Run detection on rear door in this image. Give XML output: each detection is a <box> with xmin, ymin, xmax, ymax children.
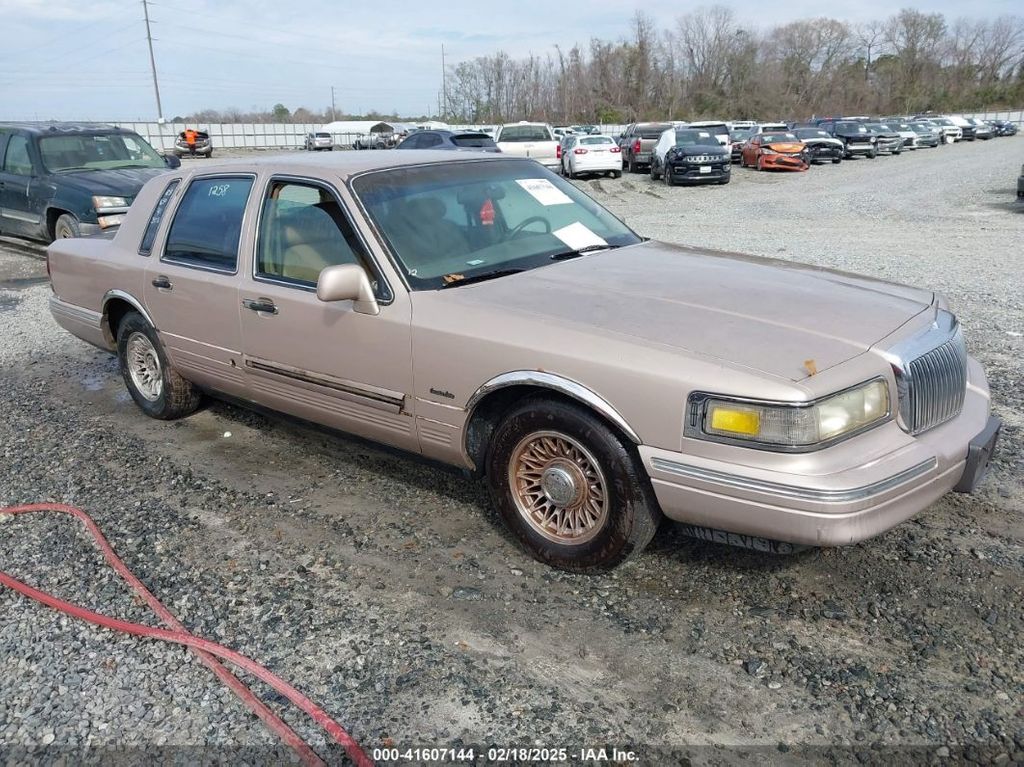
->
<box><xmin>143</xmin><ymin>173</ymin><xmax>253</xmax><ymax>399</ymax></box>
<box><xmin>238</xmin><ymin>175</ymin><xmax>416</xmax><ymax>452</ymax></box>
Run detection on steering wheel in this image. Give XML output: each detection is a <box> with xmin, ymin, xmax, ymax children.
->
<box><xmin>507</xmin><ymin>216</ymin><xmax>552</xmax><ymax>240</ymax></box>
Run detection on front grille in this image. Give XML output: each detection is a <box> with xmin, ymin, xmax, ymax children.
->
<box><xmin>902</xmin><ymin>329</ymin><xmax>967</xmax><ymax>435</ymax></box>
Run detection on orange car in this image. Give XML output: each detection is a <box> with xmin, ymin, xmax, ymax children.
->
<box><xmin>740</xmin><ymin>131</ymin><xmax>809</xmax><ymax>171</ymax></box>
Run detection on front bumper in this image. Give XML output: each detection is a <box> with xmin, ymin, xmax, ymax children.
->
<box><xmin>641</xmin><ymin>358</ymin><xmax>996</xmax><ymax>547</ymax></box>
<box><xmin>844</xmin><ymin>142</ymin><xmax>875</xmax><ymax>155</ymax></box>
<box><xmin>759</xmin><ymin>154</ymin><xmax>807</xmax><ymax>171</ymax></box>
<box><xmin>668</xmin><ymin>162</ymin><xmax>730</xmax><ymax>183</ymax></box>
<box><xmin>807</xmin><ymin>146</ymin><xmax>843</xmax><ymax>162</ymax></box>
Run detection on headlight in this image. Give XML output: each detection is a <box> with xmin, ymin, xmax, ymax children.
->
<box><xmin>690</xmin><ymin>379</ymin><xmax>890</xmax><ymax>450</ymax></box>
<box><xmin>92</xmin><ymin>196</ymin><xmax>128</xmax><ymax>210</ymax></box>
<box><xmin>760</xmin><ymin>148</ymin><xmax>777</xmax><ymax>155</ymax></box>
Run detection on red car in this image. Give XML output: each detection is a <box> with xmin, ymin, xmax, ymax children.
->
<box><xmin>740</xmin><ymin>132</ymin><xmax>808</xmax><ymax>171</ymax></box>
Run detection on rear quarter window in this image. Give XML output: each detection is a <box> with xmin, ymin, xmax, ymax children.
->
<box><xmin>163</xmin><ymin>176</ymin><xmax>254</xmax><ymax>272</ymax></box>
<box><xmin>139</xmin><ymin>179</ymin><xmax>180</xmax><ymax>255</ymax></box>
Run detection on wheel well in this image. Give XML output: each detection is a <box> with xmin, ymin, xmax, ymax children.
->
<box><xmin>46</xmin><ymin>208</ymin><xmax>70</xmax><ymax>240</ymax></box>
<box><xmin>102</xmin><ymin>298</ymin><xmax>135</xmax><ymax>345</ymax></box>
<box><xmin>464</xmin><ymin>385</ymin><xmax>637</xmax><ymax>475</ymax></box>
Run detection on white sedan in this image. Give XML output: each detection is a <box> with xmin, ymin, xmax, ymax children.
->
<box><xmin>561</xmin><ymin>135</ymin><xmax>623</xmax><ymax>179</ymax></box>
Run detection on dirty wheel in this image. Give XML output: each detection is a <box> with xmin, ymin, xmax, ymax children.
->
<box><xmin>486</xmin><ymin>398</ymin><xmax>660</xmax><ymax>572</ymax></box>
<box><xmin>650</xmin><ymin>161</ymin><xmax>662</xmax><ymax>181</ymax></box>
<box><xmin>756</xmin><ymin>156</ymin><xmax>764</xmax><ymax>171</ymax></box>
<box><xmin>664</xmin><ymin>165</ymin><xmax>674</xmax><ymax>186</ymax></box>
<box><xmin>117</xmin><ymin>311</ymin><xmax>201</xmax><ymax>420</ymax></box>
<box><xmin>53</xmin><ymin>213</ymin><xmax>81</xmax><ymax>241</ymax></box>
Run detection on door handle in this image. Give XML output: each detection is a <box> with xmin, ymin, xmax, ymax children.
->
<box><xmin>151</xmin><ymin>276</ymin><xmax>173</xmax><ymax>290</ymax></box>
<box><xmin>242</xmin><ymin>297</ymin><xmax>278</xmax><ymax>315</ymax></box>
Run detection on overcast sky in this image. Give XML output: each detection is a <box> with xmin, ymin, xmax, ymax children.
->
<box><xmin>0</xmin><ymin>0</ymin><xmax>1019</xmax><ymax>121</ymax></box>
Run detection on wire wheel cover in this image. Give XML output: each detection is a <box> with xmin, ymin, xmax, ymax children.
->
<box><xmin>508</xmin><ymin>431</ymin><xmax>609</xmax><ymax>545</ymax></box>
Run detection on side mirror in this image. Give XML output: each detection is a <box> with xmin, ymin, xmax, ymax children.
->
<box><xmin>164</xmin><ymin>154</ymin><xmax>181</xmax><ymax>169</ymax></box>
<box><xmin>316</xmin><ymin>264</ymin><xmax>380</xmax><ymax>316</ymax></box>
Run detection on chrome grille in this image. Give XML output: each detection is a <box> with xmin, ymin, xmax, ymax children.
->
<box><xmin>902</xmin><ymin>328</ymin><xmax>967</xmax><ymax>435</ymax></box>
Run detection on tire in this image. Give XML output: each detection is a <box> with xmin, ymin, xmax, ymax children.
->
<box><xmin>485</xmin><ymin>398</ymin><xmax>660</xmax><ymax>572</ymax></box>
<box><xmin>756</xmin><ymin>156</ymin><xmax>764</xmax><ymax>171</ymax></box>
<box><xmin>53</xmin><ymin>213</ymin><xmax>81</xmax><ymax>241</ymax></box>
<box><xmin>117</xmin><ymin>312</ymin><xmax>201</xmax><ymax>420</ymax></box>
<box><xmin>832</xmin><ymin>157</ymin><xmax>841</xmax><ymax>164</ymax></box>
<box><xmin>664</xmin><ymin>164</ymin><xmax>674</xmax><ymax>186</ymax></box>
<box><xmin>610</xmin><ymin>170</ymin><xmax>621</xmax><ymax>179</ymax></box>
<box><xmin>650</xmin><ymin>160</ymin><xmax>662</xmax><ymax>181</ymax></box>
<box><xmin>628</xmin><ymin>155</ymin><xmax>637</xmax><ymax>174</ymax></box>
<box><xmin>867</xmin><ymin>150</ymin><xmax>877</xmax><ymax>159</ymax></box>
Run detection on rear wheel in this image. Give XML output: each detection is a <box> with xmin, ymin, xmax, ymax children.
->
<box><xmin>117</xmin><ymin>312</ymin><xmax>201</xmax><ymax>420</ymax></box>
<box><xmin>485</xmin><ymin>398</ymin><xmax>660</xmax><ymax>572</ymax></box>
<box><xmin>628</xmin><ymin>155</ymin><xmax>637</xmax><ymax>174</ymax></box>
<box><xmin>610</xmin><ymin>170</ymin><xmax>621</xmax><ymax>179</ymax></box>
<box><xmin>53</xmin><ymin>213</ymin><xmax>81</xmax><ymax>240</ymax></box>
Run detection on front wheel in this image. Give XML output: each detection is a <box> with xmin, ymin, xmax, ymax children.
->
<box><xmin>53</xmin><ymin>213</ymin><xmax>81</xmax><ymax>240</ymax></box>
<box><xmin>609</xmin><ymin>170</ymin><xmax>622</xmax><ymax>179</ymax></box>
<box><xmin>485</xmin><ymin>398</ymin><xmax>660</xmax><ymax>572</ymax></box>
<box><xmin>832</xmin><ymin>157</ymin><xmax>841</xmax><ymax>164</ymax></box>
<box><xmin>650</xmin><ymin>160</ymin><xmax>662</xmax><ymax>181</ymax></box>
<box><xmin>117</xmin><ymin>312</ymin><xmax>201</xmax><ymax>420</ymax></box>
<box><xmin>867</xmin><ymin>150</ymin><xmax>877</xmax><ymax>159</ymax></box>
<box><xmin>664</xmin><ymin>164</ymin><xmax>674</xmax><ymax>186</ymax></box>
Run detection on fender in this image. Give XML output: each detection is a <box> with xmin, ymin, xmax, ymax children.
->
<box><xmin>465</xmin><ymin>370</ymin><xmax>642</xmax><ymax>446</ymax></box>
<box><xmin>101</xmin><ymin>289</ymin><xmax>155</xmax><ymax>344</ymax></box>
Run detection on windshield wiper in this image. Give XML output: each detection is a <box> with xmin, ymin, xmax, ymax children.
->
<box><xmin>441</xmin><ymin>268</ymin><xmax>525</xmax><ymax>288</ymax></box>
<box><xmin>550</xmin><ymin>243</ymin><xmax>620</xmax><ymax>261</ymax></box>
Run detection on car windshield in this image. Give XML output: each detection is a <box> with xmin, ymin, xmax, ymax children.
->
<box><xmin>498</xmin><ymin>125</ymin><xmax>551</xmax><ymax>142</ymax></box>
<box><xmin>731</xmin><ymin>128</ymin><xmax>755</xmax><ymax>140</ymax></box>
<box><xmin>762</xmin><ymin>132</ymin><xmax>798</xmax><ymax>143</ymax></box>
<box><xmin>39</xmin><ymin>132</ymin><xmax>165</xmax><ymax>172</ymax></box>
<box><xmin>674</xmin><ymin>130</ymin><xmax>716</xmax><ymax>146</ymax></box>
<box><xmin>692</xmin><ymin>123</ymin><xmax>729</xmax><ymax>137</ymax></box>
<box><xmin>316</xmin><ymin>132</ymin><xmax>331</xmax><ymax>138</ymax></box>
<box><xmin>351</xmin><ymin>159</ymin><xmax>641</xmax><ymax>291</ymax></box>
<box><xmin>910</xmin><ymin>124</ymin><xmax>932</xmax><ymax>132</ymax></box>
<box><xmin>795</xmin><ymin>129</ymin><xmax>830</xmax><ymax>139</ymax></box>
<box><xmin>452</xmin><ymin>134</ymin><xmax>497</xmax><ymax>148</ymax></box>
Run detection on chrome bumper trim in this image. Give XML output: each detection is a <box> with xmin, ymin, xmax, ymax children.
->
<box><xmin>649</xmin><ymin>456</ymin><xmax>937</xmax><ymax>504</ymax></box>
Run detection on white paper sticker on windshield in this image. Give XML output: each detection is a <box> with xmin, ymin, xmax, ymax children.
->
<box><xmin>516</xmin><ymin>178</ymin><xmax>573</xmax><ymax>206</ymax></box>
<box><xmin>553</xmin><ymin>222</ymin><xmax>607</xmax><ymax>251</ymax></box>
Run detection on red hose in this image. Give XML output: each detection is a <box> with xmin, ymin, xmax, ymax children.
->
<box><xmin>0</xmin><ymin>503</ymin><xmax>373</xmax><ymax>767</ymax></box>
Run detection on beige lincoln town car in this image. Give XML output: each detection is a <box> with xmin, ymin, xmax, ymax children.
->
<box><xmin>46</xmin><ymin>151</ymin><xmax>1000</xmax><ymax>571</ymax></box>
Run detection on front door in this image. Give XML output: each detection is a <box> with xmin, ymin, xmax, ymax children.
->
<box><xmin>143</xmin><ymin>173</ymin><xmax>252</xmax><ymax>400</ymax></box>
<box><xmin>238</xmin><ymin>176</ymin><xmax>416</xmax><ymax>453</ymax></box>
<box><xmin>0</xmin><ymin>133</ymin><xmax>43</xmax><ymax>238</ymax></box>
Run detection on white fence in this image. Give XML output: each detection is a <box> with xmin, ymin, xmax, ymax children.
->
<box><xmin>111</xmin><ymin>111</ymin><xmax>1023</xmax><ymax>152</ymax></box>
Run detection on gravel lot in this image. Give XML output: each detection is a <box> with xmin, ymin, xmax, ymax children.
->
<box><xmin>1</xmin><ymin>137</ymin><xmax>1022</xmax><ymax>765</ymax></box>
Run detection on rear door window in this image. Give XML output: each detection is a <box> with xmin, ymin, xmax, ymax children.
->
<box><xmin>163</xmin><ymin>176</ymin><xmax>253</xmax><ymax>272</ymax></box>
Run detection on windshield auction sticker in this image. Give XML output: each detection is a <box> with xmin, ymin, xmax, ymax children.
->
<box><xmin>553</xmin><ymin>222</ymin><xmax>607</xmax><ymax>251</ymax></box>
<box><xmin>515</xmin><ymin>178</ymin><xmax>573</xmax><ymax>206</ymax></box>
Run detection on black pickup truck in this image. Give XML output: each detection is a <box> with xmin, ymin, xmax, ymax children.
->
<box><xmin>815</xmin><ymin>119</ymin><xmax>878</xmax><ymax>159</ymax></box>
<box><xmin>0</xmin><ymin>123</ymin><xmax>179</xmax><ymax>242</ymax></box>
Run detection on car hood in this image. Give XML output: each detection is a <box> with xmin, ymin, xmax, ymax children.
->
<box><xmin>435</xmin><ymin>241</ymin><xmax>933</xmax><ymax>382</ymax></box>
<box><xmin>801</xmin><ymin>137</ymin><xmax>843</xmax><ymax>148</ymax></box>
<box><xmin>674</xmin><ymin>145</ymin><xmax>729</xmax><ymax>156</ymax></box>
<box><xmin>765</xmin><ymin>141</ymin><xmax>805</xmax><ymax>153</ymax></box>
<box><xmin>53</xmin><ymin>167</ymin><xmax>169</xmax><ymax>197</ymax></box>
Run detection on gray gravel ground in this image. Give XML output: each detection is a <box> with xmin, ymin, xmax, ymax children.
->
<box><xmin>1</xmin><ymin>137</ymin><xmax>1022</xmax><ymax>766</ymax></box>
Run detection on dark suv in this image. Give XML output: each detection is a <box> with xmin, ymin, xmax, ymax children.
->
<box><xmin>0</xmin><ymin>123</ymin><xmax>179</xmax><ymax>242</ymax></box>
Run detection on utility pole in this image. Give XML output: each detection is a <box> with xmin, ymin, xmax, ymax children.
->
<box><xmin>142</xmin><ymin>0</ymin><xmax>163</xmax><ymax>121</ymax></box>
<box><xmin>331</xmin><ymin>86</ymin><xmax>337</xmax><ymax>121</ymax></box>
<box><xmin>441</xmin><ymin>44</ymin><xmax>447</xmax><ymax>122</ymax></box>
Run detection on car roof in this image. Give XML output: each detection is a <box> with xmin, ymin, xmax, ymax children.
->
<box><xmin>0</xmin><ymin>121</ymin><xmax>129</xmax><ymax>136</ymax></box>
<box><xmin>169</xmin><ymin>150</ymin><xmax>521</xmax><ymax>178</ymax></box>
